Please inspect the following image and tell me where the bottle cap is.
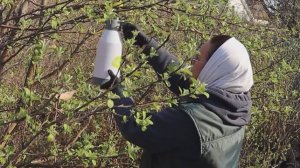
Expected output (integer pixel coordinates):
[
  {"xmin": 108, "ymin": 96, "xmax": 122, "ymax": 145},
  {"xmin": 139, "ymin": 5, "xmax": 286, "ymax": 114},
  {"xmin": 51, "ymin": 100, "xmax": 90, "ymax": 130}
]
[{"xmin": 105, "ymin": 18, "xmax": 120, "ymax": 30}]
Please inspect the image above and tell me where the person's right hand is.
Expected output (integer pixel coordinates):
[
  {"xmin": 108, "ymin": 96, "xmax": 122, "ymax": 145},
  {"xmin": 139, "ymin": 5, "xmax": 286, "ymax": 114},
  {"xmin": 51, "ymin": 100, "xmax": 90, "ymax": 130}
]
[{"xmin": 122, "ymin": 22, "xmax": 149, "ymax": 47}]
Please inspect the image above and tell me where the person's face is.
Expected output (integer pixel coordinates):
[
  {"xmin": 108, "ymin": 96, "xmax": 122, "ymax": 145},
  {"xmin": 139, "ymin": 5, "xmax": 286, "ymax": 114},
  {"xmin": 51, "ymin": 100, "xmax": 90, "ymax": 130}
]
[{"xmin": 191, "ymin": 41, "xmax": 212, "ymax": 78}]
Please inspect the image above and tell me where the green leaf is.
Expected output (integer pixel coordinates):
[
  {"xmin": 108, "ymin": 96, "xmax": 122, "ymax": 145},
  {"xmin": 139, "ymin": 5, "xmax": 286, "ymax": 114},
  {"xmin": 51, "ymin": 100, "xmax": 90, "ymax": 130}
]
[
  {"xmin": 51, "ymin": 18, "xmax": 58, "ymax": 29},
  {"xmin": 107, "ymin": 99, "xmax": 114, "ymax": 108},
  {"xmin": 112, "ymin": 56, "xmax": 121, "ymax": 68},
  {"xmin": 126, "ymin": 142, "xmax": 140, "ymax": 160},
  {"xmin": 92, "ymin": 159, "xmax": 97, "ymax": 166},
  {"xmin": 122, "ymin": 115, "xmax": 128, "ymax": 123},
  {"xmin": 141, "ymin": 126, "xmax": 147, "ymax": 132},
  {"xmin": 0, "ymin": 155, "xmax": 5, "ymax": 165},
  {"xmin": 47, "ymin": 134, "xmax": 55, "ymax": 142},
  {"xmin": 22, "ymin": 87, "xmax": 40, "ymax": 102},
  {"xmin": 203, "ymin": 92, "xmax": 209, "ymax": 98},
  {"xmin": 63, "ymin": 124, "xmax": 72, "ymax": 134},
  {"xmin": 179, "ymin": 67, "xmax": 193, "ymax": 76}
]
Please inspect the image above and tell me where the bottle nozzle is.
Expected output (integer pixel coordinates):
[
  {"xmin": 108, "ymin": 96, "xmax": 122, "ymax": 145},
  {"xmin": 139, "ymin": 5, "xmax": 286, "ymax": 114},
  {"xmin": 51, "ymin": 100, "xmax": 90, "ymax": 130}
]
[{"xmin": 105, "ymin": 18, "xmax": 120, "ymax": 30}]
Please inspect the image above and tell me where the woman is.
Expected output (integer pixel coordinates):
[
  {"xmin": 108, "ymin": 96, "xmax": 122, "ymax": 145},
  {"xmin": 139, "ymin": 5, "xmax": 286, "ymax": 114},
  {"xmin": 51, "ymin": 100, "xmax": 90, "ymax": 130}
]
[{"xmin": 103, "ymin": 23, "xmax": 253, "ymax": 168}]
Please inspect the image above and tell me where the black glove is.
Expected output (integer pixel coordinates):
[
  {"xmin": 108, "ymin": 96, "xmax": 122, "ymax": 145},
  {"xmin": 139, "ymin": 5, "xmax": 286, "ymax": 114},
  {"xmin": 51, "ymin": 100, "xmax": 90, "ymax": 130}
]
[
  {"xmin": 101, "ymin": 70, "xmax": 124, "ymax": 97},
  {"xmin": 122, "ymin": 22, "xmax": 149, "ymax": 47}
]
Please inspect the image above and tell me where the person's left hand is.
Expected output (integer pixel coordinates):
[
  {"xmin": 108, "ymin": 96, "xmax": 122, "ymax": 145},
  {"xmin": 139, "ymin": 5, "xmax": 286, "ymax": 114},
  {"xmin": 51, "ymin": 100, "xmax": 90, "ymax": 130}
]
[
  {"xmin": 101, "ymin": 70, "xmax": 124, "ymax": 97},
  {"xmin": 101, "ymin": 70, "xmax": 120, "ymax": 89}
]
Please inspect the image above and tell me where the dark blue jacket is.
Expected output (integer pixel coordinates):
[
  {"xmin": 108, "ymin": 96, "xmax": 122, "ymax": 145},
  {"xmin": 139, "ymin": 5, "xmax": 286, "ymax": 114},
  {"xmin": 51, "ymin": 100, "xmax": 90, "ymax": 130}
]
[{"xmin": 112, "ymin": 38, "xmax": 252, "ymax": 168}]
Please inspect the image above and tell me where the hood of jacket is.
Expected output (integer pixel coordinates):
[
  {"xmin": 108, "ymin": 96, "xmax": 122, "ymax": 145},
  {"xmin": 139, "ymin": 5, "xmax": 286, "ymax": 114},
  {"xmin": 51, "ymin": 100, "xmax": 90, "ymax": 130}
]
[{"xmin": 196, "ymin": 87, "xmax": 252, "ymax": 126}]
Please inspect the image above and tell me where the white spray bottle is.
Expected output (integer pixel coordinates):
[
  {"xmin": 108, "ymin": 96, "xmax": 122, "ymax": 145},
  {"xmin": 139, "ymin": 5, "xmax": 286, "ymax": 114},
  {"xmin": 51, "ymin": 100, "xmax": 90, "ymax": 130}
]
[{"xmin": 92, "ymin": 19, "xmax": 122, "ymax": 85}]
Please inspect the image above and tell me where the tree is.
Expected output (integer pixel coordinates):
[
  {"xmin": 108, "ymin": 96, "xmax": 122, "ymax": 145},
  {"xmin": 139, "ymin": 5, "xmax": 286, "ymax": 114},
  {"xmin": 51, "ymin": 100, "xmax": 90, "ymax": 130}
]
[
  {"xmin": 262, "ymin": 0, "xmax": 299, "ymax": 37},
  {"xmin": 0, "ymin": 0, "xmax": 299, "ymax": 167}
]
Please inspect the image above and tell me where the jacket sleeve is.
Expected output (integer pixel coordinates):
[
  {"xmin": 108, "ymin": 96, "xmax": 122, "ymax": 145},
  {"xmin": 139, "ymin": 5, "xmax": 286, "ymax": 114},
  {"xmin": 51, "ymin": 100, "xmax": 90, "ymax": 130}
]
[
  {"xmin": 113, "ymin": 97, "xmax": 197, "ymax": 153},
  {"xmin": 142, "ymin": 39, "xmax": 192, "ymax": 95}
]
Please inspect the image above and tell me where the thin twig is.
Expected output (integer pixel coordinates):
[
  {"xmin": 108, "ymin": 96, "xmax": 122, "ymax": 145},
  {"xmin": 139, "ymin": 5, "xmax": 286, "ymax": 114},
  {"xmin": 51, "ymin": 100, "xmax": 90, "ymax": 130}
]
[
  {"xmin": 64, "ymin": 116, "xmax": 93, "ymax": 151},
  {"xmin": 115, "ymin": 0, "xmax": 167, "ymax": 12}
]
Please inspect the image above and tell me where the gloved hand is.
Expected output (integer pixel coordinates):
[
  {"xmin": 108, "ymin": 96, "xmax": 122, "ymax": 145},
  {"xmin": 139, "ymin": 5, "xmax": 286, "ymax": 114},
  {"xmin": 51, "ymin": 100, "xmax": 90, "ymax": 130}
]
[
  {"xmin": 122, "ymin": 22, "xmax": 150, "ymax": 47},
  {"xmin": 101, "ymin": 70, "xmax": 124, "ymax": 98}
]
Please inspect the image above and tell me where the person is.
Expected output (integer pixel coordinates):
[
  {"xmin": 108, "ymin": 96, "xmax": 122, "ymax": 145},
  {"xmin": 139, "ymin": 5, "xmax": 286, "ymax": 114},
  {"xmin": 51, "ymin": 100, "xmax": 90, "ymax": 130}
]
[{"xmin": 101, "ymin": 23, "xmax": 254, "ymax": 168}]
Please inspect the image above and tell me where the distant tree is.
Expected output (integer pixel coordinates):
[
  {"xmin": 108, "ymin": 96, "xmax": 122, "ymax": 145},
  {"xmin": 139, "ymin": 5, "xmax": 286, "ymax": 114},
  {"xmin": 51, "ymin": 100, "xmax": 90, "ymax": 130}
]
[{"xmin": 262, "ymin": 0, "xmax": 299, "ymax": 37}]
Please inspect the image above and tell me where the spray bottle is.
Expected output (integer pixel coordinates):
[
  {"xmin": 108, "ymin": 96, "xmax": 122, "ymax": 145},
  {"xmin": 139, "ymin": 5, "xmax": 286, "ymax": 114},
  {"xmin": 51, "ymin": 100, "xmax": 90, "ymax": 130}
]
[{"xmin": 92, "ymin": 19, "xmax": 122, "ymax": 85}]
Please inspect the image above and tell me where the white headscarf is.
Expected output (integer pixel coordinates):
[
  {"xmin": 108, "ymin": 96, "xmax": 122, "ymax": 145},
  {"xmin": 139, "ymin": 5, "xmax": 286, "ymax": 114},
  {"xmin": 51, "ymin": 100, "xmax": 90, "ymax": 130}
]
[{"xmin": 198, "ymin": 37, "xmax": 253, "ymax": 93}]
